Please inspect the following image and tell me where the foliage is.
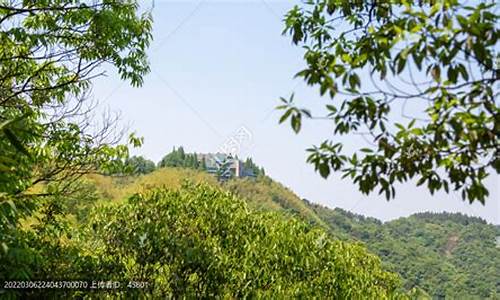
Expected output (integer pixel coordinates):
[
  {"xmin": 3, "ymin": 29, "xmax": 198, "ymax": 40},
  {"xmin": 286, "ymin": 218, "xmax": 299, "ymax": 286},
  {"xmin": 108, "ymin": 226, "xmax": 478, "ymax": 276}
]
[
  {"xmin": 0, "ymin": 1, "xmax": 153, "ymax": 297},
  {"xmin": 0, "ymin": 0, "xmax": 152, "ymax": 194},
  {"xmin": 85, "ymin": 183, "xmax": 402, "ymax": 298},
  {"xmin": 0, "ymin": 181, "xmax": 403, "ymax": 298},
  {"xmin": 89, "ymin": 167, "xmax": 320, "ymax": 227},
  {"xmin": 243, "ymin": 157, "xmax": 266, "ymax": 177},
  {"xmin": 1, "ymin": 1, "xmax": 497, "ymax": 297},
  {"xmin": 279, "ymin": 0, "xmax": 499, "ymax": 203},
  {"xmin": 158, "ymin": 147, "xmax": 202, "ymax": 170},
  {"xmin": 84, "ymin": 166, "xmax": 500, "ymax": 298},
  {"xmin": 309, "ymin": 204, "xmax": 500, "ymax": 299},
  {"xmin": 87, "ymin": 167, "xmax": 218, "ymax": 202},
  {"xmin": 3, "ymin": 158, "xmax": 498, "ymax": 298},
  {"xmin": 225, "ymin": 176, "xmax": 326, "ymax": 227},
  {"xmin": 0, "ymin": 0, "xmax": 152, "ymax": 237},
  {"xmin": 125, "ymin": 155, "xmax": 156, "ymax": 175},
  {"xmin": 158, "ymin": 147, "xmax": 266, "ymax": 179}
]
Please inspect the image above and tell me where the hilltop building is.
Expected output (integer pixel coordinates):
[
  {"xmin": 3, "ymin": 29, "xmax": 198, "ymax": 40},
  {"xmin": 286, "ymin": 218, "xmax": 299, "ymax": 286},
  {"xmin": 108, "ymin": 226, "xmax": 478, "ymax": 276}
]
[
  {"xmin": 197, "ymin": 153, "xmax": 256, "ymax": 180},
  {"xmin": 157, "ymin": 147, "xmax": 263, "ymax": 181}
]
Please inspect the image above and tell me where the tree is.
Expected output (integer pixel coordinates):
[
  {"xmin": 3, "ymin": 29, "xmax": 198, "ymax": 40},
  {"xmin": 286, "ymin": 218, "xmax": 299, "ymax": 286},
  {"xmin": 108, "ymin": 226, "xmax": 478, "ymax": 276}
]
[
  {"xmin": 199, "ymin": 157, "xmax": 207, "ymax": 170},
  {"xmin": 126, "ymin": 155, "xmax": 156, "ymax": 175},
  {"xmin": 278, "ymin": 0, "xmax": 498, "ymax": 203},
  {"xmin": 242, "ymin": 157, "xmax": 265, "ymax": 177},
  {"xmin": 0, "ymin": 0, "xmax": 152, "ymax": 279},
  {"xmin": 307, "ymin": 204, "xmax": 500, "ymax": 298},
  {"xmin": 0, "ymin": 0, "xmax": 152, "ymax": 196},
  {"xmin": 159, "ymin": 147, "xmax": 184, "ymax": 168}
]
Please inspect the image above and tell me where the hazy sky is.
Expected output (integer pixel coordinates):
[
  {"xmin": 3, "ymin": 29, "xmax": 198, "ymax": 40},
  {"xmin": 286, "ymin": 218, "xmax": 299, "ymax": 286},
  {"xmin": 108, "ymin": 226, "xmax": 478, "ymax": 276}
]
[{"xmin": 92, "ymin": 0, "xmax": 499, "ymax": 224}]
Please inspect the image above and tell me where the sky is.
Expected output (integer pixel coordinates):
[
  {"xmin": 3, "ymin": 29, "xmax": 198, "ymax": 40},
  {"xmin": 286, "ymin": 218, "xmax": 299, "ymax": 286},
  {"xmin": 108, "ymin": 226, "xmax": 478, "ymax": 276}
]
[{"xmin": 92, "ymin": 0, "xmax": 499, "ymax": 224}]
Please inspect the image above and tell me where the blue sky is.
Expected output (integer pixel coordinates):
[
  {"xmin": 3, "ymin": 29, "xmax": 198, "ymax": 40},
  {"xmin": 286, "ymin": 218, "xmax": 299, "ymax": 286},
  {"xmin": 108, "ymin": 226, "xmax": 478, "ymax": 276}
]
[{"xmin": 92, "ymin": 0, "xmax": 499, "ymax": 224}]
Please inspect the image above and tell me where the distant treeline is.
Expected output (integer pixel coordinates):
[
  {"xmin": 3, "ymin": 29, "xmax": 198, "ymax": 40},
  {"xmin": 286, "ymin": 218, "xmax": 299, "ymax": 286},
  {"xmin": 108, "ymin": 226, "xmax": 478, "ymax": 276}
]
[
  {"xmin": 125, "ymin": 147, "xmax": 265, "ymax": 178},
  {"xmin": 306, "ymin": 203, "xmax": 500, "ymax": 299}
]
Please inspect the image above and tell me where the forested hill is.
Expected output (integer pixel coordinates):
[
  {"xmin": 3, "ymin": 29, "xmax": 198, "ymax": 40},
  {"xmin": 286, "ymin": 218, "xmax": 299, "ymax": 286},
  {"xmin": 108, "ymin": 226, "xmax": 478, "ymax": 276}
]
[
  {"xmin": 308, "ymin": 204, "xmax": 500, "ymax": 299},
  {"xmin": 86, "ymin": 167, "xmax": 500, "ymax": 299}
]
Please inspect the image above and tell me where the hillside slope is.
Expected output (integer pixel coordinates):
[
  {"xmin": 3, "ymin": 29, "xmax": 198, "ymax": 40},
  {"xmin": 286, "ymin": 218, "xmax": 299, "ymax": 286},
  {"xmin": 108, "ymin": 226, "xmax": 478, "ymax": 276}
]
[
  {"xmin": 87, "ymin": 167, "xmax": 499, "ymax": 299},
  {"xmin": 224, "ymin": 177, "xmax": 327, "ymax": 228},
  {"xmin": 85, "ymin": 183, "xmax": 402, "ymax": 298},
  {"xmin": 309, "ymin": 204, "xmax": 500, "ymax": 299},
  {"xmin": 87, "ymin": 168, "xmax": 325, "ymax": 228},
  {"xmin": 8, "ymin": 173, "xmax": 403, "ymax": 298}
]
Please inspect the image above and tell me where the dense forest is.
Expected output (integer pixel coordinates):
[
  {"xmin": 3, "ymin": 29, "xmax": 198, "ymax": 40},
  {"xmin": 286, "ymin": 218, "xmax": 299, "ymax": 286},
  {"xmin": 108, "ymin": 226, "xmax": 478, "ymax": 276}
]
[
  {"xmin": 309, "ymin": 205, "xmax": 500, "ymax": 298},
  {"xmin": 5, "ymin": 165, "xmax": 495, "ymax": 298},
  {"xmin": 225, "ymin": 173, "xmax": 500, "ymax": 299},
  {"xmin": 123, "ymin": 167, "xmax": 500, "ymax": 299},
  {"xmin": 101, "ymin": 160, "xmax": 500, "ymax": 298},
  {"xmin": 1, "ymin": 167, "xmax": 404, "ymax": 298}
]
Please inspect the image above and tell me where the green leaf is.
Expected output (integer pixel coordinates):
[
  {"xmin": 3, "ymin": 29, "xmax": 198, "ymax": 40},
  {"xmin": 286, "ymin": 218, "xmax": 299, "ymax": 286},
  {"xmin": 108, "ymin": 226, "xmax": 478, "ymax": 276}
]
[
  {"xmin": 279, "ymin": 109, "xmax": 293, "ymax": 124},
  {"xmin": 3, "ymin": 128, "xmax": 30, "ymax": 157},
  {"xmin": 396, "ymin": 57, "xmax": 406, "ymax": 74},
  {"xmin": 349, "ymin": 73, "xmax": 360, "ymax": 89},
  {"xmin": 291, "ymin": 114, "xmax": 302, "ymax": 133},
  {"xmin": 456, "ymin": 15, "xmax": 468, "ymax": 28},
  {"xmin": 318, "ymin": 163, "xmax": 330, "ymax": 178},
  {"xmin": 0, "ymin": 119, "xmax": 14, "ymax": 131}
]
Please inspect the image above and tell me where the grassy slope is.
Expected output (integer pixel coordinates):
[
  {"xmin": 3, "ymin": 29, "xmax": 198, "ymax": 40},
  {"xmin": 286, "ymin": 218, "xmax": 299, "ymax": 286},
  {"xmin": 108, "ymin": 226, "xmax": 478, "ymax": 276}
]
[
  {"xmin": 224, "ymin": 176, "xmax": 327, "ymax": 228},
  {"xmin": 87, "ymin": 167, "xmax": 218, "ymax": 202},
  {"xmin": 88, "ymin": 168, "xmax": 326, "ymax": 228}
]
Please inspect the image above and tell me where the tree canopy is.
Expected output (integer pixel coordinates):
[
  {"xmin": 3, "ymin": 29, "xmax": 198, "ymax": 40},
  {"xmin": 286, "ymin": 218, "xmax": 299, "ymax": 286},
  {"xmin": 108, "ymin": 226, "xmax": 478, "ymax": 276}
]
[
  {"xmin": 278, "ymin": 0, "xmax": 499, "ymax": 203},
  {"xmin": 83, "ymin": 183, "xmax": 403, "ymax": 298},
  {"xmin": 0, "ymin": 1, "xmax": 152, "ymax": 292},
  {"xmin": 0, "ymin": 0, "xmax": 152, "ymax": 197},
  {"xmin": 310, "ymin": 205, "xmax": 500, "ymax": 298},
  {"xmin": 125, "ymin": 155, "xmax": 156, "ymax": 174},
  {"xmin": 158, "ymin": 147, "xmax": 202, "ymax": 169}
]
